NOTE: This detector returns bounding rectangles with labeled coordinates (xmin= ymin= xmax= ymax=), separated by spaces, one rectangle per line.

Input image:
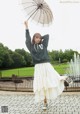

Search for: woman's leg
xmin=44 ymin=89 xmax=47 ymax=104
xmin=44 ymin=96 xmax=47 ymax=104
xmin=43 ymin=96 xmax=48 ymax=110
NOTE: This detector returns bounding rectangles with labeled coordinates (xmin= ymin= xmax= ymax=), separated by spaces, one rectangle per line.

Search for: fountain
xmin=66 ymin=53 xmax=80 ymax=82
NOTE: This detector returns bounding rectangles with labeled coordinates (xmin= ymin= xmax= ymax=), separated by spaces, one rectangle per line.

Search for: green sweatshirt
xmin=25 ymin=29 xmax=50 ymax=65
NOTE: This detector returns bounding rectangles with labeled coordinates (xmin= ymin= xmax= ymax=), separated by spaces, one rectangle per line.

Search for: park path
xmin=0 ymin=91 xmax=80 ymax=114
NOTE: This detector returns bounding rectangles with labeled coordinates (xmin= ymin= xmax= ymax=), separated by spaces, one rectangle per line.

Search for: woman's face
xmin=34 ymin=34 xmax=42 ymax=44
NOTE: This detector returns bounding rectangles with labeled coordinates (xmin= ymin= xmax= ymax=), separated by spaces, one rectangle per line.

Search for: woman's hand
xmin=24 ymin=21 xmax=28 ymax=29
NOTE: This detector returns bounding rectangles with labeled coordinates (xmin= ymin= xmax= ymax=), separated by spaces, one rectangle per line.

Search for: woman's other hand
xmin=24 ymin=21 xmax=28 ymax=29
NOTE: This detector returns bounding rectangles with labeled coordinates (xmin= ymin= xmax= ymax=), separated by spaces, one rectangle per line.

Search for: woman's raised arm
xmin=24 ymin=21 xmax=31 ymax=52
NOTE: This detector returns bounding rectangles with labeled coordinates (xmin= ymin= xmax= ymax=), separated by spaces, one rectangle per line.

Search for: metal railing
xmin=64 ymin=76 xmax=80 ymax=92
xmin=0 ymin=75 xmax=80 ymax=92
xmin=0 ymin=75 xmax=34 ymax=92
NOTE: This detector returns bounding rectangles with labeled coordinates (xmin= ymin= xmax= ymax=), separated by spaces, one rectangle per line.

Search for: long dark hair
xmin=32 ymin=33 xmax=42 ymax=44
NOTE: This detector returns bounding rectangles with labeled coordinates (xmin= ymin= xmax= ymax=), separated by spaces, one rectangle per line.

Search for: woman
xmin=24 ymin=21 xmax=68 ymax=110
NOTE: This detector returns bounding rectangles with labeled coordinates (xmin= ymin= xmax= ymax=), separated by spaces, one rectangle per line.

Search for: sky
xmin=0 ymin=0 xmax=80 ymax=52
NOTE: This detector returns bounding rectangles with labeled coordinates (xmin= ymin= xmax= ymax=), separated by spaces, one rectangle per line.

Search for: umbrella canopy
xmin=21 ymin=0 xmax=53 ymax=25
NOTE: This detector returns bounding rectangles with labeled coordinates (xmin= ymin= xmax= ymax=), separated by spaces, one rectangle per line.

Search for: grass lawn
xmin=53 ymin=63 xmax=69 ymax=75
xmin=0 ymin=63 xmax=69 ymax=77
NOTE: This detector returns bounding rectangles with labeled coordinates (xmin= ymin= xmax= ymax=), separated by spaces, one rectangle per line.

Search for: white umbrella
xmin=21 ymin=0 xmax=53 ymax=25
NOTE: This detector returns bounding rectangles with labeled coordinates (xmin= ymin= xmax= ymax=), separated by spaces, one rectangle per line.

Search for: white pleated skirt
xmin=33 ymin=62 xmax=67 ymax=103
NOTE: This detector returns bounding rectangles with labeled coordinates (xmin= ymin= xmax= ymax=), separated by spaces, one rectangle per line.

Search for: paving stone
xmin=0 ymin=92 xmax=80 ymax=114
xmin=59 ymin=112 xmax=66 ymax=114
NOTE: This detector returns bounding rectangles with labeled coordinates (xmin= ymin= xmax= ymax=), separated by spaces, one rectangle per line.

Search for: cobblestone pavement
xmin=0 ymin=91 xmax=80 ymax=114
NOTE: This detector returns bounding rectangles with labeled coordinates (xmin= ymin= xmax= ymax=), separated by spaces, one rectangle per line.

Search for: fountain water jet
xmin=66 ymin=53 xmax=80 ymax=82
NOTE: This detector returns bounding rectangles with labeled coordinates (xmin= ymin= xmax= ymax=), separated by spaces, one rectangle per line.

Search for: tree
xmin=11 ymin=52 xmax=26 ymax=68
xmin=63 ymin=49 xmax=74 ymax=62
xmin=0 ymin=42 xmax=80 ymax=68
xmin=0 ymin=43 xmax=13 ymax=68
xmin=15 ymin=49 xmax=33 ymax=66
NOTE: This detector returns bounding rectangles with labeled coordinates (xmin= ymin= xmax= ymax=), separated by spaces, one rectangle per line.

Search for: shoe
xmin=64 ymin=76 xmax=73 ymax=86
xmin=42 ymin=103 xmax=47 ymax=110
xmin=64 ymin=80 xmax=69 ymax=86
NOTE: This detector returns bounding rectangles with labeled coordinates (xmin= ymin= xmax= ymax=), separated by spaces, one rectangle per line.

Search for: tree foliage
xmin=0 ymin=43 xmax=79 ymax=69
